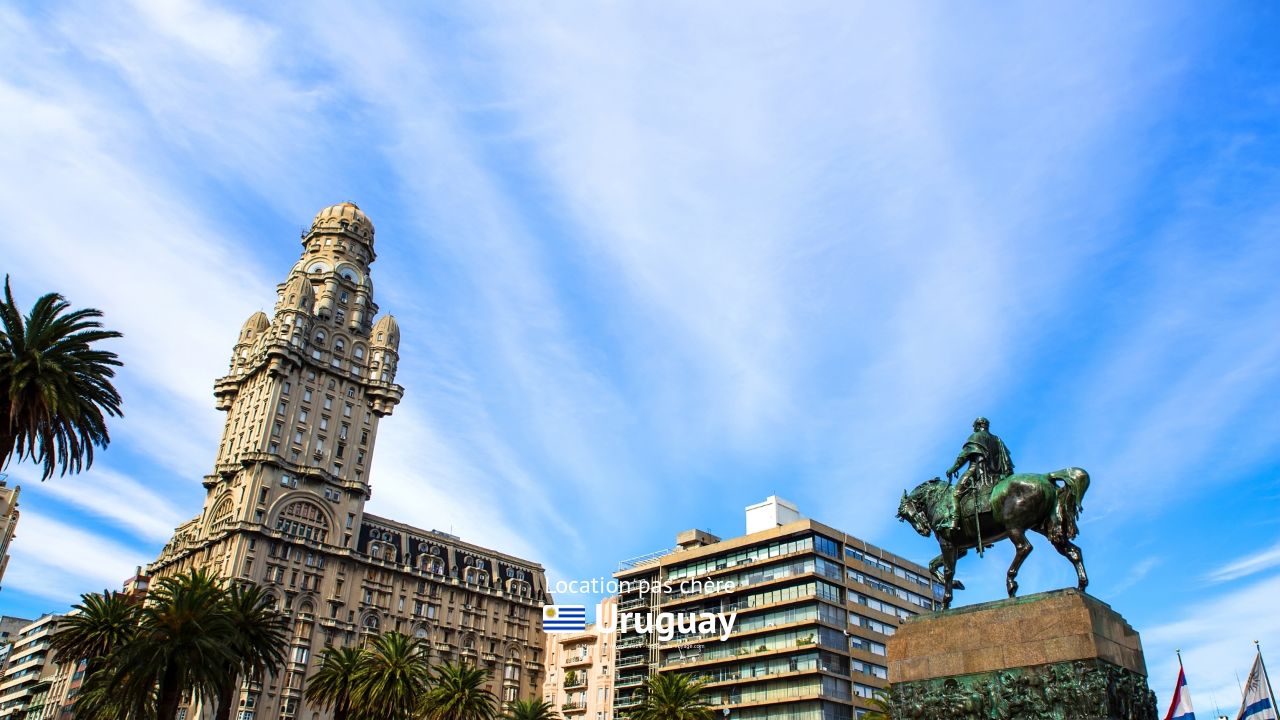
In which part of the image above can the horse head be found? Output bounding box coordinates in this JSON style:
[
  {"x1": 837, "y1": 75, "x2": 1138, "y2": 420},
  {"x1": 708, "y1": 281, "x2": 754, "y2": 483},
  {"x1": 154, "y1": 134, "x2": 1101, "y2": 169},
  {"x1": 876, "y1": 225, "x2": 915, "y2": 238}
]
[{"x1": 897, "y1": 483, "x2": 934, "y2": 538}]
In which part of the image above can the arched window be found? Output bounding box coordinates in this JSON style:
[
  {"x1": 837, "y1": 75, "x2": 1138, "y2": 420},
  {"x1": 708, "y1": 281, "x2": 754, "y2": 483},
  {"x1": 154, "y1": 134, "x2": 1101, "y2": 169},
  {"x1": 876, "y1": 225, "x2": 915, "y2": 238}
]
[
  {"x1": 420, "y1": 556, "x2": 445, "y2": 575},
  {"x1": 275, "y1": 501, "x2": 329, "y2": 543},
  {"x1": 353, "y1": 345, "x2": 365, "y2": 360},
  {"x1": 208, "y1": 498, "x2": 234, "y2": 533},
  {"x1": 334, "y1": 339, "x2": 345, "y2": 354},
  {"x1": 314, "y1": 331, "x2": 326, "y2": 346}
]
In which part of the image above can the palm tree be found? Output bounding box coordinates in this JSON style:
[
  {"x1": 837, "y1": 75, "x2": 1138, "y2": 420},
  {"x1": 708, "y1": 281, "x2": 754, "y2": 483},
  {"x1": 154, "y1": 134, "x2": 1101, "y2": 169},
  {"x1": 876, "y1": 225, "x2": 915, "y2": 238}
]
[
  {"x1": 861, "y1": 689, "x2": 893, "y2": 720},
  {"x1": 631, "y1": 673, "x2": 713, "y2": 720},
  {"x1": 212, "y1": 583, "x2": 290, "y2": 720},
  {"x1": 49, "y1": 590, "x2": 139, "y2": 673},
  {"x1": 306, "y1": 646, "x2": 368, "y2": 720},
  {"x1": 0, "y1": 276, "x2": 122, "y2": 480},
  {"x1": 353, "y1": 632, "x2": 432, "y2": 720},
  {"x1": 106, "y1": 570, "x2": 237, "y2": 720},
  {"x1": 419, "y1": 661, "x2": 498, "y2": 720},
  {"x1": 502, "y1": 698, "x2": 559, "y2": 720}
]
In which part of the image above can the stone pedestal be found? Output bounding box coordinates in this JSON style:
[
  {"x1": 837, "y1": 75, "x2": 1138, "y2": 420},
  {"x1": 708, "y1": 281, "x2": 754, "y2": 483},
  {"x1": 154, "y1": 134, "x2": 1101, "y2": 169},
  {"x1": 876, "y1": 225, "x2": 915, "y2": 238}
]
[{"x1": 887, "y1": 589, "x2": 1157, "y2": 720}]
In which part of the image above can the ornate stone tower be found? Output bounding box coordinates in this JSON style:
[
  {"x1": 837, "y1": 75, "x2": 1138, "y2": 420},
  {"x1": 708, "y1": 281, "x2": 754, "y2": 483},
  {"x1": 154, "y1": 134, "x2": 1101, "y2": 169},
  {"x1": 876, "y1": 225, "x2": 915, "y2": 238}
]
[
  {"x1": 201, "y1": 200, "x2": 402, "y2": 547},
  {"x1": 152, "y1": 204, "x2": 548, "y2": 720}
]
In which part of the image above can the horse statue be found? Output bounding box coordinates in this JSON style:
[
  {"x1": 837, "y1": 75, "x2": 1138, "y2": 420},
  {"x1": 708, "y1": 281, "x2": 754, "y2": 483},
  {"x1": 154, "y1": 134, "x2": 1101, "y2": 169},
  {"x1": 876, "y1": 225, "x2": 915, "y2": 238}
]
[{"x1": 896, "y1": 468, "x2": 1091, "y2": 609}]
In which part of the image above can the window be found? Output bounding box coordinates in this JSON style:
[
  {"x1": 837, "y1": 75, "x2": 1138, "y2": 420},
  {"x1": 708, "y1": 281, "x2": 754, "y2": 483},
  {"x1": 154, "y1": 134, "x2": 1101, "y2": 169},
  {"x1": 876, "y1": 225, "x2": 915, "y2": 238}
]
[
  {"x1": 335, "y1": 339, "x2": 345, "y2": 354},
  {"x1": 292, "y1": 647, "x2": 309, "y2": 664},
  {"x1": 320, "y1": 417, "x2": 329, "y2": 431},
  {"x1": 273, "y1": 422, "x2": 282, "y2": 437},
  {"x1": 324, "y1": 396, "x2": 333, "y2": 410},
  {"x1": 294, "y1": 430, "x2": 304, "y2": 444},
  {"x1": 282, "y1": 382, "x2": 291, "y2": 395},
  {"x1": 280, "y1": 474, "x2": 296, "y2": 488},
  {"x1": 275, "y1": 501, "x2": 329, "y2": 543},
  {"x1": 299, "y1": 409, "x2": 309, "y2": 422},
  {"x1": 303, "y1": 389, "x2": 313, "y2": 403},
  {"x1": 277, "y1": 402, "x2": 287, "y2": 415},
  {"x1": 343, "y1": 403, "x2": 352, "y2": 418}
]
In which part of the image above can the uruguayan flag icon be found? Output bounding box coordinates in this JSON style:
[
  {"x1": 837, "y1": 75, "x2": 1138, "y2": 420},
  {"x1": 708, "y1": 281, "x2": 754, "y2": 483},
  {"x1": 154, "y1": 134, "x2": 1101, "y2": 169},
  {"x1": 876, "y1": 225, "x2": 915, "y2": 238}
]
[{"x1": 543, "y1": 605, "x2": 587, "y2": 632}]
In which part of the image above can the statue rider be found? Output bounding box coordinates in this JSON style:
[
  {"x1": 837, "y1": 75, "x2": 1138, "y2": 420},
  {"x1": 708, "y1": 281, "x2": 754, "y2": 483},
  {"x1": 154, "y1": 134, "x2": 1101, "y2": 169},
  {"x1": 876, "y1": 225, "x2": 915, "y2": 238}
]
[{"x1": 938, "y1": 417, "x2": 1014, "y2": 531}]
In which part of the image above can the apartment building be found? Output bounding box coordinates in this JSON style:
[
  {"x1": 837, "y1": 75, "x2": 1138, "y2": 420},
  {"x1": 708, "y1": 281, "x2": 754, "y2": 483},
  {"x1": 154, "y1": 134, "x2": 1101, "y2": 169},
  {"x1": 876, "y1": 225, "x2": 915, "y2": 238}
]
[
  {"x1": 613, "y1": 497, "x2": 942, "y2": 720},
  {"x1": 543, "y1": 597, "x2": 618, "y2": 720},
  {"x1": 0, "y1": 615, "x2": 62, "y2": 720}
]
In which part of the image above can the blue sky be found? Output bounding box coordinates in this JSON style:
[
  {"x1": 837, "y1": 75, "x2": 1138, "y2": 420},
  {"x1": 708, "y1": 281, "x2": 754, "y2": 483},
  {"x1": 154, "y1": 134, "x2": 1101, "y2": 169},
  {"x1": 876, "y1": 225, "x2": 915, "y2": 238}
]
[{"x1": 2, "y1": 0, "x2": 1279, "y2": 713}]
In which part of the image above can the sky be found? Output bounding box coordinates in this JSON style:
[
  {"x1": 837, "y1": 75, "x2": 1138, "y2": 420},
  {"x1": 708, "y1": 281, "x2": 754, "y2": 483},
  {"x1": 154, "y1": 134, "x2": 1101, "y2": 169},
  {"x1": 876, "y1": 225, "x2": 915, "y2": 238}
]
[{"x1": 1, "y1": 0, "x2": 1278, "y2": 713}]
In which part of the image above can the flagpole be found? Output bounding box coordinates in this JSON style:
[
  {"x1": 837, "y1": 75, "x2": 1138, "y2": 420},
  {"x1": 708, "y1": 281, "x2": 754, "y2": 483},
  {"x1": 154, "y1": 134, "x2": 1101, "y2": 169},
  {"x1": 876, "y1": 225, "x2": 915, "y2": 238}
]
[{"x1": 1257, "y1": 641, "x2": 1276, "y2": 707}]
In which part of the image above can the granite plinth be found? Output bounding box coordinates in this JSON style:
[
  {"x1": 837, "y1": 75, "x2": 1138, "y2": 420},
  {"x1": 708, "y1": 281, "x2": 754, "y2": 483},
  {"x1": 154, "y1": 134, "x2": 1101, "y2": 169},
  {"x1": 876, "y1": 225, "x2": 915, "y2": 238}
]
[{"x1": 887, "y1": 589, "x2": 1157, "y2": 720}]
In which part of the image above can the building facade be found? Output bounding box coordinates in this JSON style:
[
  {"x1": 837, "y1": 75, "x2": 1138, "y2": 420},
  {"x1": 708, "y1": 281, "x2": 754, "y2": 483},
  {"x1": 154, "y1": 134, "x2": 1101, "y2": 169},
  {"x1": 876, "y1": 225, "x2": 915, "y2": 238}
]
[
  {"x1": 0, "y1": 481, "x2": 19, "y2": 591},
  {"x1": 543, "y1": 597, "x2": 617, "y2": 720},
  {"x1": 612, "y1": 497, "x2": 941, "y2": 720},
  {"x1": 0, "y1": 615, "x2": 62, "y2": 720},
  {"x1": 149, "y1": 203, "x2": 549, "y2": 720}
]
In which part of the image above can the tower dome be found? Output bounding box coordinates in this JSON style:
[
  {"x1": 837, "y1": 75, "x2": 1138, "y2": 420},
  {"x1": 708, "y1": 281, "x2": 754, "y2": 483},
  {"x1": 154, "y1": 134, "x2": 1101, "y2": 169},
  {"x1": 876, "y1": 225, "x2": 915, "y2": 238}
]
[
  {"x1": 239, "y1": 311, "x2": 270, "y2": 341},
  {"x1": 371, "y1": 314, "x2": 400, "y2": 350},
  {"x1": 279, "y1": 275, "x2": 316, "y2": 312},
  {"x1": 309, "y1": 202, "x2": 375, "y2": 242}
]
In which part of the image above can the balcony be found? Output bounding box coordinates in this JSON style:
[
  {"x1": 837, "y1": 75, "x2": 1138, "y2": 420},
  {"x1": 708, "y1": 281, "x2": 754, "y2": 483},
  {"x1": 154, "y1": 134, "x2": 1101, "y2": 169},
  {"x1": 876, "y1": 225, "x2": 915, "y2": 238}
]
[
  {"x1": 615, "y1": 674, "x2": 646, "y2": 688},
  {"x1": 561, "y1": 702, "x2": 587, "y2": 715},
  {"x1": 613, "y1": 696, "x2": 643, "y2": 709},
  {"x1": 619, "y1": 596, "x2": 648, "y2": 611},
  {"x1": 616, "y1": 636, "x2": 646, "y2": 649},
  {"x1": 562, "y1": 655, "x2": 593, "y2": 669},
  {"x1": 563, "y1": 678, "x2": 587, "y2": 690},
  {"x1": 616, "y1": 656, "x2": 646, "y2": 669}
]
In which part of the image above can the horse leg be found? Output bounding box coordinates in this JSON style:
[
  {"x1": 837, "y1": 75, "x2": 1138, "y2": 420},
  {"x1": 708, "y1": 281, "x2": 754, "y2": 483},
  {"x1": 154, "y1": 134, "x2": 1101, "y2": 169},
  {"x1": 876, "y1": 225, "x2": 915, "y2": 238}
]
[
  {"x1": 1006, "y1": 527, "x2": 1033, "y2": 598},
  {"x1": 929, "y1": 553, "x2": 966, "y2": 591},
  {"x1": 1053, "y1": 538, "x2": 1089, "y2": 591},
  {"x1": 940, "y1": 542, "x2": 958, "y2": 609}
]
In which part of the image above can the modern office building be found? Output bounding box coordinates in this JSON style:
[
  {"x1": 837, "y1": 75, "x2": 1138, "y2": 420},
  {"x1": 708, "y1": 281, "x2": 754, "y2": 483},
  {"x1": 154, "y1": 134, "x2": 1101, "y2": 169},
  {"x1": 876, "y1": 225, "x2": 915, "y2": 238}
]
[
  {"x1": 148, "y1": 203, "x2": 550, "y2": 720},
  {"x1": 0, "y1": 615, "x2": 62, "y2": 720},
  {"x1": 543, "y1": 596, "x2": 618, "y2": 720},
  {"x1": 0, "y1": 481, "x2": 20, "y2": 590},
  {"x1": 612, "y1": 497, "x2": 941, "y2": 720}
]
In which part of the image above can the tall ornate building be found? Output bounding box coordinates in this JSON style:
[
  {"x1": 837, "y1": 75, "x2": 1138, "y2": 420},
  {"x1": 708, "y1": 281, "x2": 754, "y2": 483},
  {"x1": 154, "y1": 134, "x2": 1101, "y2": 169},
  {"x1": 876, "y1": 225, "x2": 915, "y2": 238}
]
[{"x1": 150, "y1": 203, "x2": 549, "y2": 720}]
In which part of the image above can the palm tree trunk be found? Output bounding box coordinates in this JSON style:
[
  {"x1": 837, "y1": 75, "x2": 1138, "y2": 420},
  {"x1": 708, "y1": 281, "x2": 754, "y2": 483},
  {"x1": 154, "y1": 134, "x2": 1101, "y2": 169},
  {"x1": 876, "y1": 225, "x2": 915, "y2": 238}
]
[
  {"x1": 157, "y1": 663, "x2": 185, "y2": 720},
  {"x1": 214, "y1": 664, "x2": 238, "y2": 720},
  {"x1": 334, "y1": 698, "x2": 349, "y2": 720}
]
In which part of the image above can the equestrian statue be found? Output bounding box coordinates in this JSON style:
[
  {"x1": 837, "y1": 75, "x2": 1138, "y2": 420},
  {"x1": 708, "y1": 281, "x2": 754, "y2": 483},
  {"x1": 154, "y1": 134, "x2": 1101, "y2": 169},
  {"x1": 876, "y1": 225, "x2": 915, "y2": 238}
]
[{"x1": 897, "y1": 418, "x2": 1090, "y2": 609}]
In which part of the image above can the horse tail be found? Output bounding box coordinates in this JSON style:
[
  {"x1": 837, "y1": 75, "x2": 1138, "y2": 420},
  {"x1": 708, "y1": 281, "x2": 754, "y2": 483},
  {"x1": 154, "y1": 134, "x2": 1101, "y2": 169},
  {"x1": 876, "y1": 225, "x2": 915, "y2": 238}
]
[{"x1": 1048, "y1": 467, "x2": 1089, "y2": 543}]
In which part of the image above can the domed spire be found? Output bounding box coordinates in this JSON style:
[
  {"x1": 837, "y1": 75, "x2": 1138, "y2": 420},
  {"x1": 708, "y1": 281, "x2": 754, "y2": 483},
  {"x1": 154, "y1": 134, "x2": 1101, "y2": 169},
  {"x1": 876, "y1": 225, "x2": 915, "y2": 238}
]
[
  {"x1": 309, "y1": 202, "x2": 374, "y2": 244},
  {"x1": 239, "y1": 311, "x2": 270, "y2": 342},
  {"x1": 371, "y1": 314, "x2": 400, "y2": 350},
  {"x1": 279, "y1": 275, "x2": 315, "y2": 312}
]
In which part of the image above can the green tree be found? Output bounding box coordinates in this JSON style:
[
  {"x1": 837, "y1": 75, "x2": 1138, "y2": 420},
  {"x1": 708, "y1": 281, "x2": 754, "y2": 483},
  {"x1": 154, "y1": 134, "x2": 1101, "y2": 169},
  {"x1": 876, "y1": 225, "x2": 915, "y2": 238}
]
[
  {"x1": 353, "y1": 632, "x2": 432, "y2": 720},
  {"x1": 502, "y1": 698, "x2": 559, "y2": 720},
  {"x1": 861, "y1": 688, "x2": 893, "y2": 720},
  {"x1": 49, "y1": 590, "x2": 139, "y2": 673},
  {"x1": 631, "y1": 673, "x2": 713, "y2": 720},
  {"x1": 212, "y1": 583, "x2": 290, "y2": 720},
  {"x1": 106, "y1": 570, "x2": 237, "y2": 720},
  {"x1": 419, "y1": 661, "x2": 498, "y2": 720},
  {"x1": 306, "y1": 646, "x2": 368, "y2": 720},
  {"x1": 0, "y1": 276, "x2": 122, "y2": 480}
]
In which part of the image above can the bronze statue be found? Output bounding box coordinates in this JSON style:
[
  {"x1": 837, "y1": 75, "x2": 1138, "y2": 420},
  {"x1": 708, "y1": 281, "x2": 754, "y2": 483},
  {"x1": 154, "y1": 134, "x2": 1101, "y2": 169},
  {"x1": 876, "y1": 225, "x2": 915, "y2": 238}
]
[
  {"x1": 897, "y1": 419, "x2": 1090, "y2": 608},
  {"x1": 939, "y1": 418, "x2": 1014, "y2": 532}
]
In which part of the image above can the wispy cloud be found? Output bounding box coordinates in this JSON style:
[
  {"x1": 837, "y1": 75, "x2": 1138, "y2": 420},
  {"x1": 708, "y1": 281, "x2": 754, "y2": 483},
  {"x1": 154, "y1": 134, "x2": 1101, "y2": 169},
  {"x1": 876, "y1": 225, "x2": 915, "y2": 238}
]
[
  {"x1": 4, "y1": 512, "x2": 151, "y2": 602},
  {"x1": 1207, "y1": 540, "x2": 1280, "y2": 584}
]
